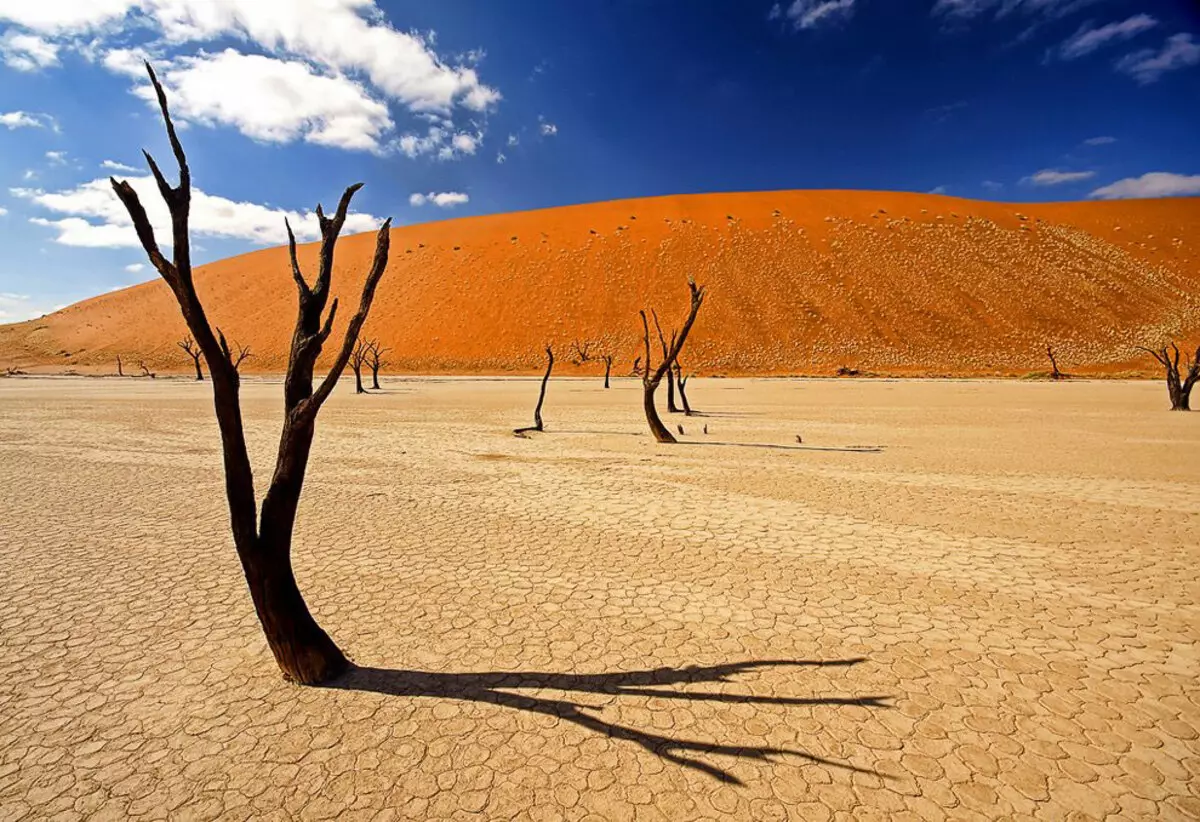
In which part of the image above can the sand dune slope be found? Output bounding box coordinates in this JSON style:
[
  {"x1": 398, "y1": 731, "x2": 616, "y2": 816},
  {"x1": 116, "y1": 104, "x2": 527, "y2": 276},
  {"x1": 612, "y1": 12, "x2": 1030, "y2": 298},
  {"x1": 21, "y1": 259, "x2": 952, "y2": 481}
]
[{"x1": 2, "y1": 190, "x2": 1198, "y2": 376}]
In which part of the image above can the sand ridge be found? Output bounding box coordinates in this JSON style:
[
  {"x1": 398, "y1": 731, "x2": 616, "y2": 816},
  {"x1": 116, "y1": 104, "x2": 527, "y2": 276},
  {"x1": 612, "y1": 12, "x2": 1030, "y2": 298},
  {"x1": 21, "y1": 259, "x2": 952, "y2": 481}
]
[{"x1": 1, "y1": 191, "x2": 1198, "y2": 377}]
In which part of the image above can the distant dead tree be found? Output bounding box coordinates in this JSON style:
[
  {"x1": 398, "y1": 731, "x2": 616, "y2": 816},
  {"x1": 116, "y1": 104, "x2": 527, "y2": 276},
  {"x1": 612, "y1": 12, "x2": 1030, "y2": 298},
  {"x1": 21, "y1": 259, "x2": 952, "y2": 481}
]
[
  {"x1": 1046, "y1": 346, "x2": 1064, "y2": 380},
  {"x1": 116, "y1": 355, "x2": 124, "y2": 377},
  {"x1": 138, "y1": 360, "x2": 156, "y2": 379},
  {"x1": 350, "y1": 340, "x2": 369, "y2": 394},
  {"x1": 178, "y1": 335, "x2": 204, "y2": 380},
  {"x1": 631, "y1": 356, "x2": 642, "y2": 377},
  {"x1": 1139, "y1": 342, "x2": 1200, "y2": 411},
  {"x1": 570, "y1": 339, "x2": 615, "y2": 388},
  {"x1": 515, "y1": 346, "x2": 554, "y2": 434},
  {"x1": 673, "y1": 360, "x2": 695, "y2": 415},
  {"x1": 365, "y1": 339, "x2": 388, "y2": 389},
  {"x1": 639, "y1": 278, "x2": 706, "y2": 443},
  {"x1": 110, "y1": 62, "x2": 391, "y2": 684},
  {"x1": 651, "y1": 318, "x2": 681, "y2": 413}
]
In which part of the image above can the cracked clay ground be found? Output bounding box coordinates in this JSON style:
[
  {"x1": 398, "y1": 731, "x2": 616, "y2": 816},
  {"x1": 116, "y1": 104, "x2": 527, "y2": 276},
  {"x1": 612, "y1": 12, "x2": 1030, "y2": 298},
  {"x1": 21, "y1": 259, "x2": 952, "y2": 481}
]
[{"x1": 1, "y1": 376, "x2": 1198, "y2": 821}]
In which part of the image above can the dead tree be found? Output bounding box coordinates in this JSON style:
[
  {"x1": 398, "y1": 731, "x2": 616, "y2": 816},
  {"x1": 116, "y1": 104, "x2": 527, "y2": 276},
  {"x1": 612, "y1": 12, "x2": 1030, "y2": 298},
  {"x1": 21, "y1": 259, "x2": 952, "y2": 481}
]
[
  {"x1": 673, "y1": 360, "x2": 695, "y2": 415},
  {"x1": 138, "y1": 360, "x2": 156, "y2": 379},
  {"x1": 178, "y1": 335, "x2": 204, "y2": 380},
  {"x1": 569, "y1": 339, "x2": 614, "y2": 388},
  {"x1": 116, "y1": 355, "x2": 124, "y2": 377},
  {"x1": 1139, "y1": 342, "x2": 1200, "y2": 411},
  {"x1": 351, "y1": 340, "x2": 369, "y2": 394},
  {"x1": 110, "y1": 62, "x2": 391, "y2": 684},
  {"x1": 515, "y1": 346, "x2": 554, "y2": 434},
  {"x1": 1046, "y1": 346, "x2": 1064, "y2": 380},
  {"x1": 365, "y1": 339, "x2": 388, "y2": 389},
  {"x1": 600, "y1": 353, "x2": 614, "y2": 388},
  {"x1": 639, "y1": 279, "x2": 706, "y2": 443},
  {"x1": 651, "y1": 318, "x2": 681, "y2": 413}
]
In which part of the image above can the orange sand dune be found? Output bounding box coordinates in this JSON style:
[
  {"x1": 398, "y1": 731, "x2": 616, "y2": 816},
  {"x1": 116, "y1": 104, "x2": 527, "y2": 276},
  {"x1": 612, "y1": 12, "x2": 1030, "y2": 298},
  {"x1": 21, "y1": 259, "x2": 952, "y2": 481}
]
[{"x1": 2, "y1": 190, "x2": 1198, "y2": 377}]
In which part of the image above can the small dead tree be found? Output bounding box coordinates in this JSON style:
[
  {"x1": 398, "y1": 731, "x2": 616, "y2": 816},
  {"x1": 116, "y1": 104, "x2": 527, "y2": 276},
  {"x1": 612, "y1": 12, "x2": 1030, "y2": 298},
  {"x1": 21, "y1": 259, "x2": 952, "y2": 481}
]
[
  {"x1": 365, "y1": 339, "x2": 388, "y2": 389},
  {"x1": 1046, "y1": 346, "x2": 1064, "y2": 380},
  {"x1": 1140, "y1": 342, "x2": 1200, "y2": 411},
  {"x1": 138, "y1": 360, "x2": 156, "y2": 379},
  {"x1": 651, "y1": 318, "x2": 681, "y2": 413},
  {"x1": 116, "y1": 355, "x2": 124, "y2": 377},
  {"x1": 639, "y1": 279, "x2": 706, "y2": 443},
  {"x1": 515, "y1": 346, "x2": 554, "y2": 434},
  {"x1": 110, "y1": 62, "x2": 392, "y2": 684},
  {"x1": 673, "y1": 360, "x2": 695, "y2": 415},
  {"x1": 570, "y1": 339, "x2": 614, "y2": 388},
  {"x1": 178, "y1": 335, "x2": 204, "y2": 380},
  {"x1": 350, "y1": 340, "x2": 369, "y2": 394}
]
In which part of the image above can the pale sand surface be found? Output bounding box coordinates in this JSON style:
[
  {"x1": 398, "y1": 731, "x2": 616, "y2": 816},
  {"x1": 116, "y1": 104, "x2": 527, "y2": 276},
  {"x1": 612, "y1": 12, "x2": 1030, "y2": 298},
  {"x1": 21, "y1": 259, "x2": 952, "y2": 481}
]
[{"x1": 0, "y1": 377, "x2": 1197, "y2": 821}]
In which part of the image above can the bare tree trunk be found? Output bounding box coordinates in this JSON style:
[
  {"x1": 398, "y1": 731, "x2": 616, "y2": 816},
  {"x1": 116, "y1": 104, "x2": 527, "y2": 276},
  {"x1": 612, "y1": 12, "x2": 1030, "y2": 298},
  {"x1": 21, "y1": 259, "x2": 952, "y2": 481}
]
[
  {"x1": 666, "y1": 367, "x2": 679, "y2": 413},
  {"x1": 116, "y1": 355, "x2": 124, "y2": 377},
  {"x1": 1047, "y1": 346, "x2": 1063, "y2": 380},
  {"x1": 639, "y1": 280, "x2": 706, "y2": 444},
  {"x1": 192, "y1": 355, "x2": 203, "y2": 381},
  {"x1": 110, "y1": 61, "x2": 392, "y2": 685},
  {"x1": 371, "y1": 365, "x2": 380, "y2": 390},
  {"x1": 675, "y1": 364, "x2": 694, "y2": 415},
  {"x1": 603, "y1": 356, "x2": 612, "y2": 389},
  {"x1": 1141, "y1": 343, "x2": 1200, "y2": 411},
  {"x1": 516, "y1": 346, "x2": 554, "y2": 433},
  {"x1": 354, "y1": 364, "x2": 365, "y2": 394}
]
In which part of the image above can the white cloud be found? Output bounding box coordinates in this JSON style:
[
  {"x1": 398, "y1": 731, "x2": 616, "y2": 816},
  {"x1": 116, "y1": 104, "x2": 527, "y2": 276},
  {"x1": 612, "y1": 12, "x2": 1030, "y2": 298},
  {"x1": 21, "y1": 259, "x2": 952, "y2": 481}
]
[
  {"x1": 1059, "y1": 15, "x2": 1156, "y2": 60},
  {"x1": 1089, "y1": 172, "x2": 1200, "y2": 200},
  {"x1": 0, "y1": 206, "x2": 8, "y2": 216},
  {"x1": 409, "y1": 191, "x2": 468, "y2": 208},
  {"x1": 45, "y1": 150, "x2": 68, "y2": 166},
  {"x1": 780, "y1": 0, "x2": 856, "y2": 29},
  {"x1": 124, "y1": 262, "x2": 145, "y2": 272},
  {"x1": 496, "y1": 152, "x2": 506, "y2": 164},
  {"x1": 1082, "y1": 135, "x2": 1116, "y2": 146},
  {"x1": 101, "y1": 160, "x2": 140, "y2": 172},
  {"x1": 1115, "y1": 33, "x2": 1200, "y2": 84},
  {"x1": 539, "y1": 120, "x2": 558, "y2": 136},
  {"x1": 933, "y1": 0, "x2": 1092, "y2": 21},
  {"x1": 1021, "y1": 168, "x2": 1096, "y2": 186},
  {"x1": 396, "y1": 126, "x2": 480, "y2": 161},
  {"x1": 21, "y1": 170, "x2": 36, "y2": 181},
  {"x1": 0, "y1": 291, "x2": 61, "y2": 323},
  {"x1": 12, "y1": 175, "x2": 383, "y2": 248},
  {"x1": 928, "y1": 185, "x2": 948, "y2": 195},
  {"x1": 982, "y1": 180, "x2": 1004, "y2": 192},
  {"x1": 0, "y1": 110, "x2": 55, "y2": 130},
  {"x1": 507, "y1": 134, "x2": 519, "y2": 147},
  {"x1": 0, "y1": 30, "x2": 60, "y2": 71},
  {"x1": 0, "y1": 0, "x2": 500, "y2": 115},
  {"x1": 140, "y1": 49, "x2": 393, "y2": 153}
]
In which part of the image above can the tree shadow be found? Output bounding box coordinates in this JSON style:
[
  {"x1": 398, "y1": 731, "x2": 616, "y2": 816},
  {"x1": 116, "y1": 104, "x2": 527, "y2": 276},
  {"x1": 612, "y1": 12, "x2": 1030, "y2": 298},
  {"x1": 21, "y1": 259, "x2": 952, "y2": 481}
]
[
  {"x1": 323, "y1": 658, "x2": 889, "y2": 784},
  {"x1": 683, "y1": 441, "x2": 884, "y2": 454}
]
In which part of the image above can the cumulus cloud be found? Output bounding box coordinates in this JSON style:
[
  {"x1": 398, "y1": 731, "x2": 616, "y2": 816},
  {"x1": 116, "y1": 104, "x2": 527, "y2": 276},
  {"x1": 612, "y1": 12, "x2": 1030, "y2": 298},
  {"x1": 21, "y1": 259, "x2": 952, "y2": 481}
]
[
  {"x1": 45, "y1": 151, "x2": 68, "y2": 166},
  {"x1": 124, "y1": 262, "x2": 145, "y2": 273},
  {"x1": 1115, "y1": 33, "x2": 1200, "y2": 84},
  {"x1": 0, "y1": 30, "x2": 60, "y2": 70},
  {"x1": 141, "y1": 49, "x2": 393, "y2": 152},
  {"x1": 539, "y1": 118, "x2": 558, "y2": 136},
  {"x1": 396, "y1": 126, "x2": 482, "y2": 161},
  {"x1": 0, "y1": 206, "x2": 8, "y2": 216},
  {"x1": 409, "y1": 191, "x2": 469, "y2": 208},
  {"x1": 1089, "y1": 172, "x2": 1200, "y2": 199},
  {"x1": 0, "y1": 111, "x2": 56, "y2": 130},
  {"x1": 12, "y1": 175, "x2": 383, "y2": 248},
  {"x1": 1059, "y1": 15, "x2": 1157, "y2": 60},
  {"x1": 1021, "y1": 168, "x2": 1096, "y2": 186},
  {"x1": 0, "y1": 0, "x2": 500, "y2": 152}
]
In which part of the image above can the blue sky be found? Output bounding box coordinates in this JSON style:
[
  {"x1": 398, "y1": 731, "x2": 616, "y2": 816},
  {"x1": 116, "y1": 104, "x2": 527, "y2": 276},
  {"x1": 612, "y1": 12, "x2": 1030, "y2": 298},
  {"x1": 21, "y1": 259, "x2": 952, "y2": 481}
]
[{"x1": 1, "y1": 0, "x2": 1198, "y2": 322}]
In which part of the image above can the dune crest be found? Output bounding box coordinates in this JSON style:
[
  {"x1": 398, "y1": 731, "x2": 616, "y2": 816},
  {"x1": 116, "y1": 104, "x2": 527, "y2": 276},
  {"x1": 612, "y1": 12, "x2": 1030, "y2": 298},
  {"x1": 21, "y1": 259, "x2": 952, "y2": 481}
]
[{"x1": 3, "y1": 190, "x2": 1198, "y2": 377}]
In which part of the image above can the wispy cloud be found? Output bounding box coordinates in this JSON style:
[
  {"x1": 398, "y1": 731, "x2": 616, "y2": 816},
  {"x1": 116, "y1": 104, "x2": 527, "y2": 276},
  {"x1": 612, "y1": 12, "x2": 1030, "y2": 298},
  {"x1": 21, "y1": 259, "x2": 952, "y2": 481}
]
[
  {"x1": 1115, "y1": 33, "x2": 1200, "y2": 84},
  {"x1": 0, "y1": 111, "x2": 56, "y2": 130},
  {"x1": 1082, "y1": 135, "x2": 1116, "y2": 146},
  {"x1": 982, "y1": 180, "x2": 1005, "y2": 192},
  {"x1": 101, "y1": 160, "x2": 140, "y2": 173},
  {"x1": 1090, "y1": 172, "x2": 1200, "y2": 199},
  {"x1": 1059, "y1": 15, "x2": 1157, "y2": 60},
  {"x1": 1021, "y1": 168, "x2": 1096, "y2": 186},
  {"x1": 409, "y1": 192, "x2": 469, "y2": 208},
  {"x1": 771, "y1": 0, "x2": 857, "y2": 30}
]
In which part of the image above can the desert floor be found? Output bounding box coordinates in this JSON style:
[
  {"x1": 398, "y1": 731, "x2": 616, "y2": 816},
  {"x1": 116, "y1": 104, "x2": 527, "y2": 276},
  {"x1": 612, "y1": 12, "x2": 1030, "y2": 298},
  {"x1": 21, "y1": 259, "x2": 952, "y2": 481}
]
[{"x1": 0, "y1": 376, "x2": 1197, "y2": 821}]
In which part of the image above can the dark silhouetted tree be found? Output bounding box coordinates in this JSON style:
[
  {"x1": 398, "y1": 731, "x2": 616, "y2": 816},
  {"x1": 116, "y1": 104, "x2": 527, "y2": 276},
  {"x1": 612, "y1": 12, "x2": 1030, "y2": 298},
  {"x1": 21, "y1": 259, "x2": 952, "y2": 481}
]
[
  {"x1": 1140, "y1": 342, "x2": 1200, "y2": 411},
  {"x1": 1046, "y1": 346, "x2": 1064, "y2": 380},
  {"x1": 178, "y1": 335, "x2": 204, "y2": 380},
  {"x1": 110, "y1": 62, "x2": 392, "y2": 684},
  {"x1": 651, "y1": 317, "x2": 681, "y2": 413},
  {"x1": 570, "y1": 339, "x2": 614, "y2": 388},
  {"x1": 515, "y1": 346, "x2": 554, "y2": 434},
  {"x1": 116, "y1": 355, "x2": 124, "y2": 377},
  {"x1": 639, "y1": 279, "x2": 706, "y2": 443},
  {"x1": 365, "y1": 339, "x2": 388, "y2": 389},
  {"x1": 351, "y1": 340, "x2": 369, "y2": 394},
  {"x1": 673, "y1": 360, "x2": 694, "y2": 415},
  {"x1": 138, "y1": 360, "x2": 156, "y2": 379}
]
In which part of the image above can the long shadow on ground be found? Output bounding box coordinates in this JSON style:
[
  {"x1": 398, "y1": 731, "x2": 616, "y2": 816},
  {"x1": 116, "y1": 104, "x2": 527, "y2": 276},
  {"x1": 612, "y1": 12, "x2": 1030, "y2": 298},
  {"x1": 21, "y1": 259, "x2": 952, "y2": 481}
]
[{"x1": 324, "y1": 658, "x2": 889, "y2": 784}]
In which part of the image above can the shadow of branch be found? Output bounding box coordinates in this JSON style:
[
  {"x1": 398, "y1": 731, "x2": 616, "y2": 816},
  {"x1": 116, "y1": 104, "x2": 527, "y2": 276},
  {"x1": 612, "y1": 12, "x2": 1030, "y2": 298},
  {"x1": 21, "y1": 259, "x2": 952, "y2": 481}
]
[{"x1": 323, "y1": 658, "x2": 890, "y2": 785}]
